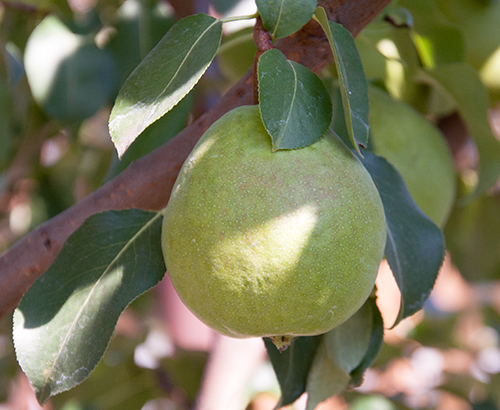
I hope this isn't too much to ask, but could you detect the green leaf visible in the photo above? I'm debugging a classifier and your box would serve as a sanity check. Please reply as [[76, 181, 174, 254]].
[[445, 194, 500, 282], [314, 6, 370, 155], [361, 152, 445, 324], [257, 48, 332, 151], [416, 63, 500, 198], [305, 300, 374, 410], [106, 0, 176, 92], [24, 16, 115, 123], [13, 210, 166, 405], [349, 297, 384, 387], [105, 90, 194, 180], [109, 13, 222, 157], [264, 335, 322, 407], [256, 0, 316, 38], [0, 77, 13, 169], [399, 0, 465, 67]]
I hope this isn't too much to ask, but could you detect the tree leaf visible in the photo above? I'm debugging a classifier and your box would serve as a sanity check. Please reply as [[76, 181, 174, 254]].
[[257, 48, 332, 151], [109, 13, 223, 157], [349, 297, 384, 387], [361, 152, 445, 324], [416, 63, 500, 198], [24, 15, 115, 123], [256, 0, 316, 38], [314, 6, 370, 155], [105, 91, 194, 180], [13, 209, 166, 404], [264, 335, 322, 408], [399, 0, 465, 66], [305, 300, 374, 410]]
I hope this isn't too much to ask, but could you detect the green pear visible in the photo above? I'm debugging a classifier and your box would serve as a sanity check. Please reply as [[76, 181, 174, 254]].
[[369, 87, 456, 227], [162, 105, 387, 345]]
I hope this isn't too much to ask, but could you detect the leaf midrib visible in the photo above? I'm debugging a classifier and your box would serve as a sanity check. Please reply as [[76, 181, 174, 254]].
[[276, 60, 298, 147], [44, 212, 162, 386], [145, 18, 220, 122]]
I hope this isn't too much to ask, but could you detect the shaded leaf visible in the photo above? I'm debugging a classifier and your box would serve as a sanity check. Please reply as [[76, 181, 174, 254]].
[[109, 13, 222, 157], [361, 152, 445, 324], [0, 77, 13, 169], [264, 335, 322, 408], [13, 210, 166, 404], [305, 300, 373, 410], [315, 6, 369, 155], [256, 0, 316, 38], [349, 297, 384, 387], [417, 63, 500, 198], [257, 48, 332, 151]]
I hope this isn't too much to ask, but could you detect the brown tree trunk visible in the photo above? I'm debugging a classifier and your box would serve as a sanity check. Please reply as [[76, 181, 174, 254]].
[[0, 0, 392, 319]]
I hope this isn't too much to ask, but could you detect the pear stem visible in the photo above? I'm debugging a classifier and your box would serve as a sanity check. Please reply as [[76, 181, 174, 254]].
[[270, 335, 293, 353]]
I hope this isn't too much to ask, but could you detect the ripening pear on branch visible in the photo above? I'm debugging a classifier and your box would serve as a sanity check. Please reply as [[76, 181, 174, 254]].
[[162, 105, 387, 349]]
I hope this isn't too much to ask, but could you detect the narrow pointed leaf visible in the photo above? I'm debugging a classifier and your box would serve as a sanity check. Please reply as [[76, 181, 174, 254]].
[[13, 210, 166, 404], [256, 0, 316, 38], [361, 153, 445, 324], [305, 300, 373, 410], [109, 14, 223, 157], [315, 6, 369, 155], [257, 48, 332, 151], [264, 335, 322, 407]]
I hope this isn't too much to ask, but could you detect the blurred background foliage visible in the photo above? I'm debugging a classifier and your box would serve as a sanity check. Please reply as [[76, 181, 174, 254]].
[[1, 0, 500, 409]]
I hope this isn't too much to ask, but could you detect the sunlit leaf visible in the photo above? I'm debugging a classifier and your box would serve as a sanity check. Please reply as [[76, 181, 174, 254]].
[[361, 152, 445, 324], [315, 6, 369, 155], [13, 210, 166, 404], [256, 0, 316, 38], [257, 48, 332, 151], [109, 13, 222, 157]]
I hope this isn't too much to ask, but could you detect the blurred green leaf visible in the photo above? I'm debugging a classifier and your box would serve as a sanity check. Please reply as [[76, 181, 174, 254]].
[[13, 210, 166, 404], [417, 63, 500, 198], [305, 301, 374, 410], [1, 0, 72, 16], [315, 7, 370, 155], [109, 13, 222, 158], [24, 16, 115, 123], [256, 0, 316, 38], [445, 194, 500, 282], [361, 152, 445, 324], [400, 0, 464, 67], [106, 0, 175, 92], [0, 77, 13, 169], [257, 48, 332, 151], [264, 335, 322, 408]]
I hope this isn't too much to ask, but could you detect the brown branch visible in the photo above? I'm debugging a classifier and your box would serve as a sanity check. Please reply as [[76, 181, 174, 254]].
[[0, 0, 392, 319]]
